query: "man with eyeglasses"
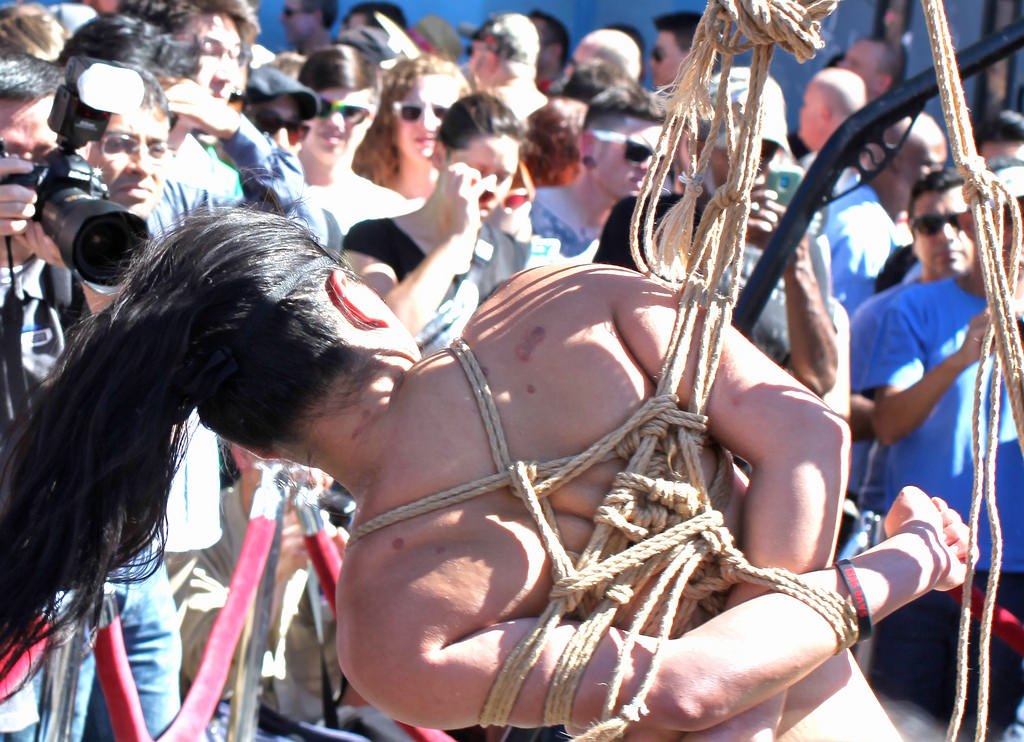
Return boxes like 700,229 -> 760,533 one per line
650,11 -> 700,90
856,159 -> 1024,737
0,54 -> 184,742
281,0 -> 337,54
529,84 -> 662,265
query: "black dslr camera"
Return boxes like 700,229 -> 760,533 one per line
1,57 -> 148,289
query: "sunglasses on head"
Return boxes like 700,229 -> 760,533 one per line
318,99 -> 371,124
250,110 -> 310,145
911,211 -> 968,236
393,101 -> 450,123
589,129 -> 655,164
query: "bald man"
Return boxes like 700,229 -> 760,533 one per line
569,28 -> 642,82
798,68 -> 867,159
839,38 -> 903,101
824,112 -> 948,314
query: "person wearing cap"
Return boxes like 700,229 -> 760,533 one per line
296,45 -> 407,234
859,157 -> 1024,737
245,65 -> 319,154
408,14 -> 462,64
465,12 -> 547,121
341,2 -> 406,32
281,0 -> 336,54
529,83 -> 662,265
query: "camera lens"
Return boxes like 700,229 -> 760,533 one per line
40,188 -> 147,288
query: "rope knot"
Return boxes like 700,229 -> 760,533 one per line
958,156 -> 997,204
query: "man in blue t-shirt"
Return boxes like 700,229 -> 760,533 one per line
860,159 -> 1024,735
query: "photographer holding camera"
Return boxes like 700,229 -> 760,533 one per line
0,53 -> 188,742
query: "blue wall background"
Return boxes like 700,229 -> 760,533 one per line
257,0 -> 707,57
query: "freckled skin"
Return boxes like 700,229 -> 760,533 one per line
515,326 -> 547,362
527,384 -> 536,394
392,537 -> 405,550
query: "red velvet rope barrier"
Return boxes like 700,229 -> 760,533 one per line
0,636 -> 46,702
94,509 -> 456,742
94,613 -> 151,741
304,529 -> 343,616
950,584 -> 1024,657
98,514 -> 278,741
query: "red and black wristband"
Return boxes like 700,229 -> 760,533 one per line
835,558 -> 872,641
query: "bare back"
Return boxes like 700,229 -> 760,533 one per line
337,262 -> 847,727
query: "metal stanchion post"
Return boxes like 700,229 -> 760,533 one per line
37,623 -> 87,742
226,462 -> 287,742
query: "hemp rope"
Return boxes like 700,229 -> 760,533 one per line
348,1 -> 863,737
918,0 -> 1024,739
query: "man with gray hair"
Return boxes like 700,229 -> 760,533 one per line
466,12 -> 547,120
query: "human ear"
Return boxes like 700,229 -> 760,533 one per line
326,270 -> 389,329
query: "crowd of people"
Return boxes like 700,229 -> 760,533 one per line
0,0 -> 1017,740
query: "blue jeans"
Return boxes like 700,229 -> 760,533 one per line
2,565 -> 181,741
80,564 -> 182,740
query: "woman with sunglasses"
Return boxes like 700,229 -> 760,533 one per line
297,45 -> 407,234
352,54 -> 469,207
345,93 -> 532,353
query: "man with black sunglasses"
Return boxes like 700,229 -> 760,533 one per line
848,169 -> 970,530
244,65 -> 319,154
855,158 -> 1024,737
650,11 -> 700,89
529,84 -> 662,265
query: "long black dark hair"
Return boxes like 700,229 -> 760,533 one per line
0,209 -> 371,679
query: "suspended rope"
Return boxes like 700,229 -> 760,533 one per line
916,0 -> 1024,740
349,5 -> 868,737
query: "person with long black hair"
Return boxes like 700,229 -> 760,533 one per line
0,209 -> 970,738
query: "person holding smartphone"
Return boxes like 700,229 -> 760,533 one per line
344,93 -> 532,353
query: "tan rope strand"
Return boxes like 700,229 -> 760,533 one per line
970,358 -> 1005,742
918,0 -> 1024,737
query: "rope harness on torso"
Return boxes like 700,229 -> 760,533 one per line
349,0 -> 868,738
351,330 -> 857,740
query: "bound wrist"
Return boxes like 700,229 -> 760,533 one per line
835,558 -> 872,641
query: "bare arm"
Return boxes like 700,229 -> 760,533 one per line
784,235 -> 839,397
340,489 -> 967,732
348,164 -> 485,335
873,310 -> 985,445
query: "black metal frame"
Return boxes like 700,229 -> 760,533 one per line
733,16 -> 1024,334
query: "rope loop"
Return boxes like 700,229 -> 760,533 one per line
958,155 -> 998,204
